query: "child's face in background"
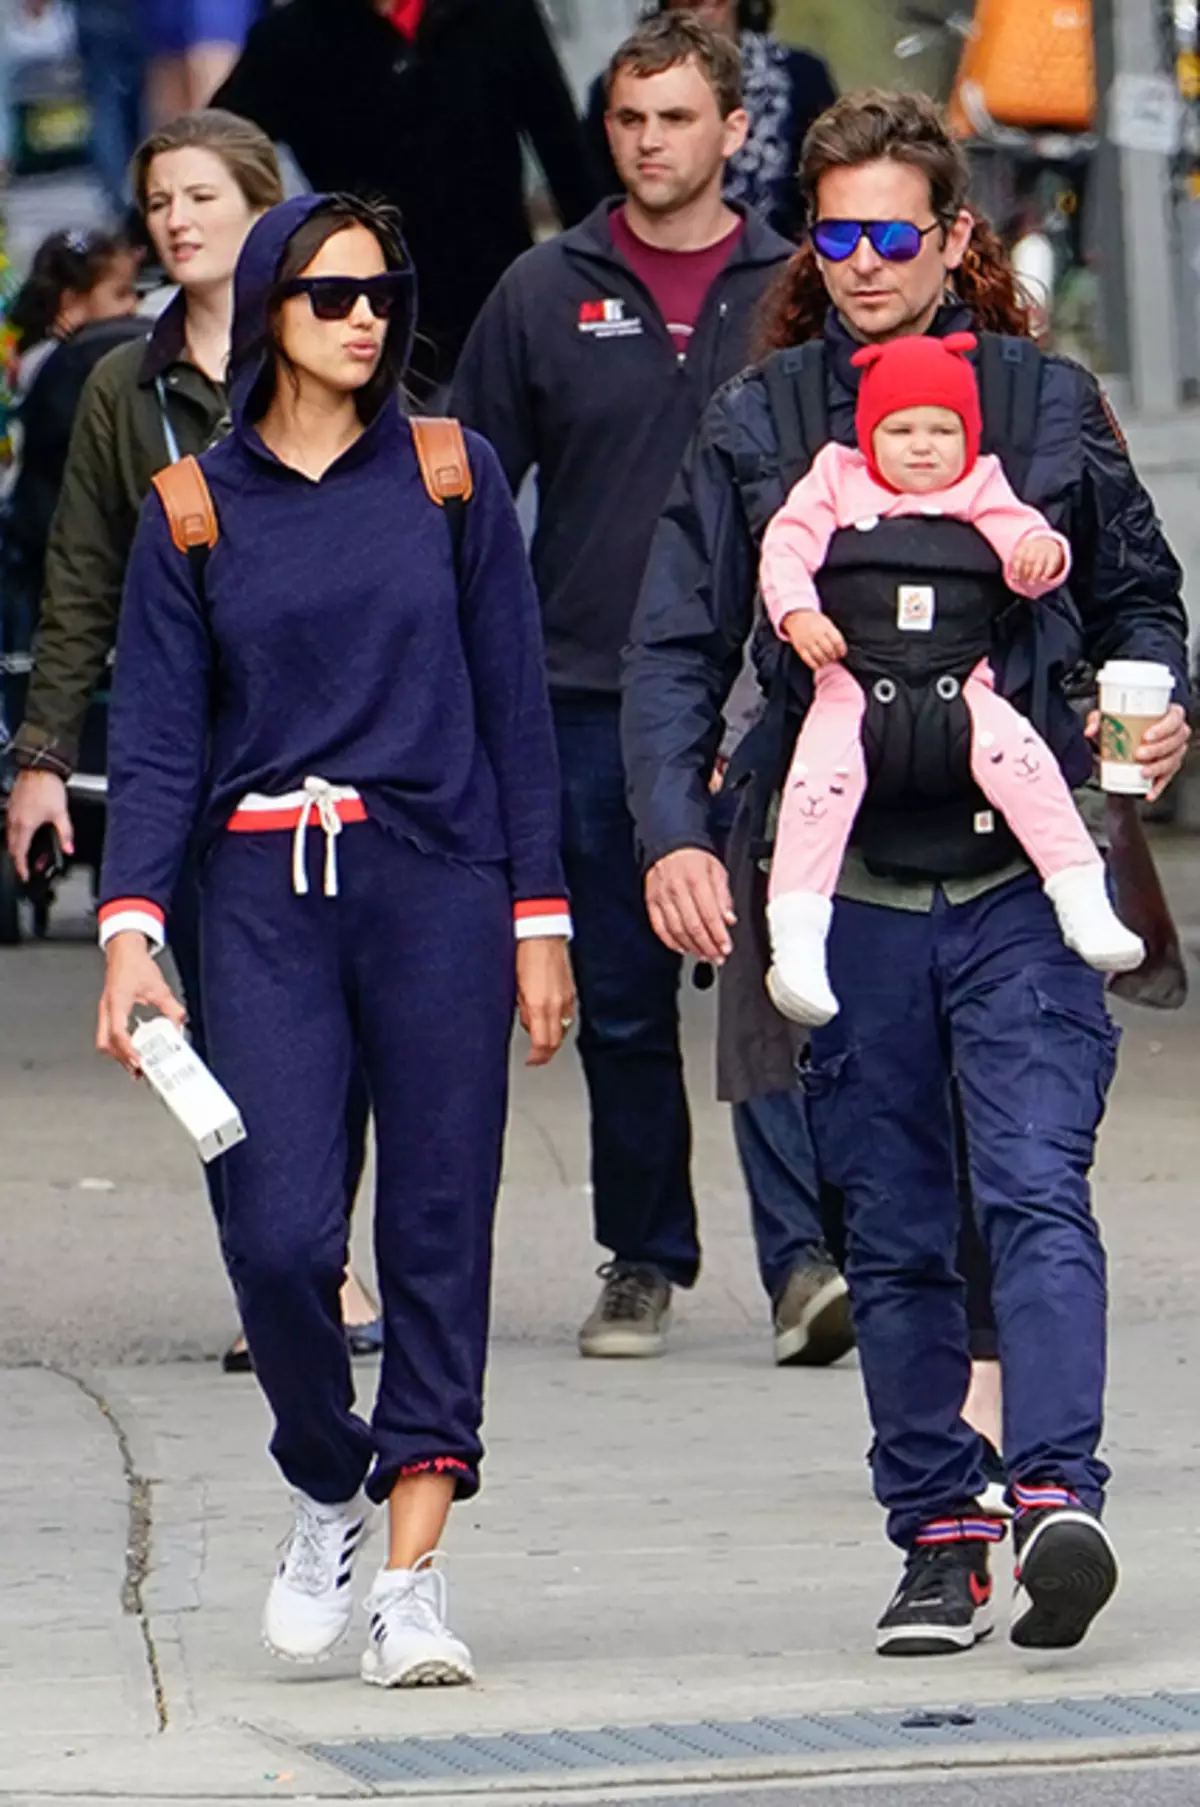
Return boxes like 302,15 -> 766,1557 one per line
872,405 -> 966,492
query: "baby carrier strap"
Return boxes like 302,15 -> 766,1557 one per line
976,331 -> 1044,497
760,340 -> 830,495
975,334 -> 1055,739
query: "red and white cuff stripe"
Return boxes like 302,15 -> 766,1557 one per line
98,898 -> 166,953
514,897 -> 572,942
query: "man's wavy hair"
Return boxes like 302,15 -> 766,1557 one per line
606,12 -> 744,116
755,89 -> 1033,356
644,1 -> 776,29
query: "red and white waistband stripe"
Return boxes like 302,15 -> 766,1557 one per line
97,801 -> 574,946
227,795 -> 368,833
98,898 -> 166,952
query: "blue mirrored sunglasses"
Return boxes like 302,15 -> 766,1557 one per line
810,219 -> 942,264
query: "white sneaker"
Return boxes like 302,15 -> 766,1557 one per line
1044,865 -> 1145,973
361,1555 -> 475,1688
262,1489 -> 373,1663
766,892 -> 839,1025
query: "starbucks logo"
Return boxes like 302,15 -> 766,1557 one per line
1101,717 -> 1133,760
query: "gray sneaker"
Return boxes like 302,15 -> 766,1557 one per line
773,1262 -> 854,1367
578,1263 -> 672,1358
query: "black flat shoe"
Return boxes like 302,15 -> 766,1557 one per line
346,1316 -> 384,1357
221,1338 -> 253,1374
223,1317 -> 383,1371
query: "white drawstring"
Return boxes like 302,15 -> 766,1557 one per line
292,776 -> 349,898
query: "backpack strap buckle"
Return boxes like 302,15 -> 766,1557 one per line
410,416 -> 474,506
151,455 -> 218,553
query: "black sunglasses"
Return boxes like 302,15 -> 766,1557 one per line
810,219 -> 942,264
279,272 -> 409,321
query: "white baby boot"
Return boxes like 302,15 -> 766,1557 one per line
766,893 -> 839,1025
1044,865 -> 1145,973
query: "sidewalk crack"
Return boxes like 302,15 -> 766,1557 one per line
508,1103 -> 571,1188
43,1364 -> 168,1732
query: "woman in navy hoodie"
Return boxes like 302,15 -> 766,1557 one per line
95,193 -> 574,1688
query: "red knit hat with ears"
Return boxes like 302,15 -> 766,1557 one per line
851,331 -> 981,489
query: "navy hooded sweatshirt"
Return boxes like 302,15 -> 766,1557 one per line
98,195 -> 568,948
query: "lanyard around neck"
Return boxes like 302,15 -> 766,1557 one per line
155,375 -> 183,466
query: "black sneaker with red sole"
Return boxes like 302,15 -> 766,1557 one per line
1011,1504 -> 1118,1649
876,1539 -> 994,1657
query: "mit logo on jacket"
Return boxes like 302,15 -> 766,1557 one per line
577,298 -> 642,339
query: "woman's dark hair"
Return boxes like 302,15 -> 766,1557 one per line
9,227 -> 132,351
648,1 -> 776,29
132,107 -> 284,218
755,89 -> 1033,355
607,12 -> 744,116
248,194 -> 413,424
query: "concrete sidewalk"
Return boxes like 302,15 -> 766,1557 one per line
4,840 -> 1200,1799
5,1309 -> 1200,1799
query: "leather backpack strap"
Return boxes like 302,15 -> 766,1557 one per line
411,416 -> 473,581
409,416 -> 474,507
151,455 -> 219,554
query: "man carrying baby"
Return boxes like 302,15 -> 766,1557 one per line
622,89 -> 1190,1659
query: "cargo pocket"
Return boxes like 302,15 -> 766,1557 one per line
1029,972 -> 1121,1144
798,1046 -> 857,1190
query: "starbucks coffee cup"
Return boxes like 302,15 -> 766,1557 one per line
1097,660 -> 1175,794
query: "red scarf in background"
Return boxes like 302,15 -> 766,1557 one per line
385,0 -> 426,39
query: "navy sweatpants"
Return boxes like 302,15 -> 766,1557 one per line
200,822 -> 515,1506
805,873 -> 1116,1549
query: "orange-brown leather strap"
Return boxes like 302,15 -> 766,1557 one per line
151,455 -> 219,553
410,416 -> 474,506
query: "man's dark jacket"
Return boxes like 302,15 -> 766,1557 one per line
213,0 -> 601,389
622,306 -> 1190,872
451,200 -> 791,695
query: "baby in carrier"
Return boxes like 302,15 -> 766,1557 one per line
758,330 -> 1144,1026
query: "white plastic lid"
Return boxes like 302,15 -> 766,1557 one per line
1097,659 -> 1175,689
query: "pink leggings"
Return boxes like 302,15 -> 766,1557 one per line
769,658 -> 1100,902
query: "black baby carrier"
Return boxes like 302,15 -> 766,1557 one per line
737,332 -> 1088,882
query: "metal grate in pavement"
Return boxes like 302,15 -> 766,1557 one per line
309,1689 -> 1200,1786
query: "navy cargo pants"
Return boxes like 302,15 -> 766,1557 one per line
805,872 -> 1116,1549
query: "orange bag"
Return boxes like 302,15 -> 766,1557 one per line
948,0 -> 1095,137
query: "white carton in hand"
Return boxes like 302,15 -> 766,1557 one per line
130,1015 -> 246,1163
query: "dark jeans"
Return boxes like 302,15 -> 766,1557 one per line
74,0 -> 144,216
710,779 -> 830,1302
733,1089 -> 829,1302
554,695 -> 699,1286
805,873 -> 1114,1548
